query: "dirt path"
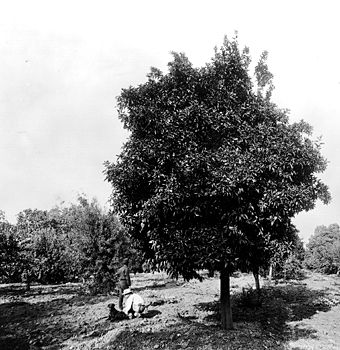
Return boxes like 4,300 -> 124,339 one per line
1,272 -> 340,349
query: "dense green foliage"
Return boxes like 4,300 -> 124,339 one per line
105,36 -> 330,328
270,230 -> 306,280
105,37 -> 329,278
305,223 -> 340,274
0,218 -> 22,283
242,227 -> 306,284
0,198 -> 141,292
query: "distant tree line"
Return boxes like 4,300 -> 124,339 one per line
2,203 -> 339,293
253,222 -> 340,279
0,198 -> 144,293
305,223 -> 340,274
261,222 -> 340,278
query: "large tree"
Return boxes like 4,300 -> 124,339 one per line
105,36 -> 330,329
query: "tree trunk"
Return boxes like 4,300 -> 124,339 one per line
268,264 -> 273,281
253,269 -> 261,305
25,281 -> 30,291
253,270 -> 261,294
220,267 -> 233,330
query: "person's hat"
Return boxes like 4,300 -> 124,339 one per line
123,288 -> 132,296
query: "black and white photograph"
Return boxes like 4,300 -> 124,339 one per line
1,1 -> 340,349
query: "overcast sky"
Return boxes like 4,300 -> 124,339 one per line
1,0 -> 339,243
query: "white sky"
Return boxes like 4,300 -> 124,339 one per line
1,0 -> 339,243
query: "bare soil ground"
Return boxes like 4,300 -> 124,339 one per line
1,271 -> 340,350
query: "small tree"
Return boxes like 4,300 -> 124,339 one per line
59,196 -> 133,293
238,222 -> 299,294
105,36 -> 330,329
269,230 -> 305,280
16,208 -> 65,285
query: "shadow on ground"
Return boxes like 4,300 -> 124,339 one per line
142,310 -> 162,318
0,273 -> 177,350
1,280 -> 337,350
102,321 -> 286,350
0,285 -> 115,350
102,283 -> 334,350
0,282 -> 164,350
0,283 -> 83,298
196,284 -> 331,346
132,280 -> 185,293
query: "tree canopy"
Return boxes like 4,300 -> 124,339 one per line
105,36 -> 330,329
305,223 -> 340,274
0,197 -> 140,291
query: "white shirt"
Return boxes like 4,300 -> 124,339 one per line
123,293 -> 145,315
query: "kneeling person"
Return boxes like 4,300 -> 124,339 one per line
123,288 -> 146,318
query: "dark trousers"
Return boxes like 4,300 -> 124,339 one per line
118,280 -> 129,310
